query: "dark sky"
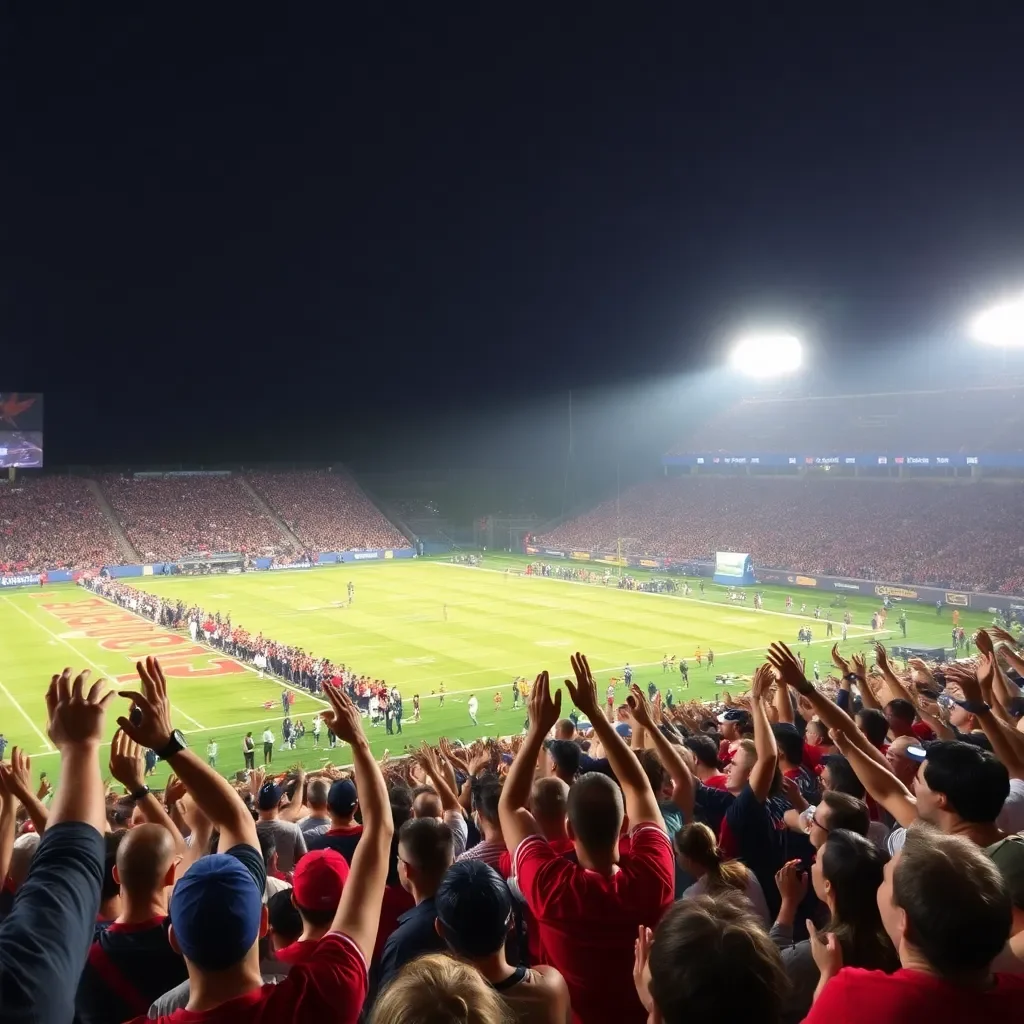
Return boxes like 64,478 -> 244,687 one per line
4,8 -> 1024,472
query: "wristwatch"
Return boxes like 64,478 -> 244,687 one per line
154,729 -> 188,760
130,785 -> 151,802
844,673 -> 859,684
955,699 -> 991,716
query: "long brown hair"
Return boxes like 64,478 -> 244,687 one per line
675,822 -> 750,894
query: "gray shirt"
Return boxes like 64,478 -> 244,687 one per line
256,818 -> 308,873
297,814 -> 331,840
769,920 -> 818,1024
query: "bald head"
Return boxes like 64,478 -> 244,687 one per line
115,823 -> 177,896
567,772 -> 624,853
555,719 -> 576,740
530,777 -> 569,835
412,790 -> 443,820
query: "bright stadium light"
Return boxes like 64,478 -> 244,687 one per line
969,293 -> 1024,347
728,333 -> 803,378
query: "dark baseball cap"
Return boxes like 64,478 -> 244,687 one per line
257,782 -> 283,811
717,708 -> 750,724
436,860 -> 513,957
169,854 -> 263,970
328,779 -> 358,816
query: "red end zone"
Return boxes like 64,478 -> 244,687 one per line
40,597 -> 248,685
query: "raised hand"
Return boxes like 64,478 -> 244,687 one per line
974,629 -> 995,657
627,684 -> 656,730
47,667 -> 115,749
944,661 -> 985,706
528,670 -> 562,735
108,728 -> 146,792
874,642 -> 891,673
751,662 -> 775,702
0,747 -> 35,804
775,858 -> 810,904
633,925 -> 655,1013
766,643 -> 813,695
248,766 -> 267,797
164,773 -> 187,807
321,684 -> 363,745
808,920 -> 844,978
116,657 -> 174,751
850,652 -> 867,681
831,643 -> 851,675
565,652 -> 601,721
988,625 -> 1018,649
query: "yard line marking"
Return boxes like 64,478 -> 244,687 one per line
0,676 -> 53,751
2,596 -> 209,730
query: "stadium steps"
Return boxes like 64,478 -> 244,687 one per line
236,476 -> 305,549
88,478 -> 141,563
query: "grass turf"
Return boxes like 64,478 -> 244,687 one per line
0,554 -> 993,784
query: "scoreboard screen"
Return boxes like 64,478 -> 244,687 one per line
0,393 -> 43,468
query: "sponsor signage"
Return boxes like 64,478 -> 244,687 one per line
270,560 -> 313,570
786,575 -> 818,587
351,551 -> 380,561
944,592 -> 969,606
833,581 -> 861,591
542,549 -> 566,558
570,551 -> 591,561
875,585 -> 918,599
639,558 -> 662,568
0,573 -> 40,587
525,545 -> 540,555
661,452 -> 1024,468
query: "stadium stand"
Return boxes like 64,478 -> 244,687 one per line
0,475 -> 122,572
670,386 -> 1024,456
539,476 -> 1024,592
100,474 -> 292,561
248,469 -> 408,552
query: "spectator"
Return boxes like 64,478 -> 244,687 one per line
634,892 -> 790,1024
0,668 -> 115,1024
374,817 -> 454,995
274,849 -> 352,965
370,954 -> 514,1024
253,774 -> 307,873
500,659 -> 675,1024
771,829 -> 898,1019
297,778 -> 333,840
121,657 -> 393,1023
804,824 -> 1024,1022
307,779 -> 363,863
435,860 -> 572,1023
458,776 -> 507,870
545,740 -> 581,785
675,822 -> 771,926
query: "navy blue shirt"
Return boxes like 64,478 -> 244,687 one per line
0,821 -> 105,1024
307,825 -> 363,864
374,897 -> 445,995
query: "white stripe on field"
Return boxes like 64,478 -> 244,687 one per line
0,676 -> 53,751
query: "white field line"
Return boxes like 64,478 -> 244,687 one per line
0,676 -> 53,751
2,596 -> 212,729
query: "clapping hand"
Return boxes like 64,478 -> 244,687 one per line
565,653 -> 601,721
807,920 -> 844,978
766,643 -> 813,695
321,683 -> 363,745
0,747 -> 35,805
108,729 -> 146,793
627,684 -> 656,730
116,658 -> 174,752
47,667 -> 115,749
874,642 -> 891,673
831,644 -> 851,676
775,858 -> 810,904
528,671 -> 562,735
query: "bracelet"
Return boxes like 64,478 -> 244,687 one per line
130,785 -> 151,802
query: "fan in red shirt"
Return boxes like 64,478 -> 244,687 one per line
273,849 -> 351,965
804,824 -> 1024,1024
116,657 -> 393,1024
500,656 -> 675,1024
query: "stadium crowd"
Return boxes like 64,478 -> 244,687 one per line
101,475 -> 292,563
248,470 -> 407,554
540,476 -> 1024,593
3,628 -> 1024,1023
0,476 -> 122,574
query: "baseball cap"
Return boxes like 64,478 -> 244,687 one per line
292,849 -> 350,912
717,708 -> 750,724
257,782 -> 283,811
170,854 -> 263,970
905,745 -> 928,763
328,778 -> 358,816
988,837 -> 1024,908
436,860 -> 513,956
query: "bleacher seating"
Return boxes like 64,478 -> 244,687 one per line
0,476 -> 121,572
539,475 -> 1024,592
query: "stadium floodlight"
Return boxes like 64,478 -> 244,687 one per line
969,294 -> 1024,348
728,333 -> 803,378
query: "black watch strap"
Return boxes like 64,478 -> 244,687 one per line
154,729 -> 187,761
130,785 -> 151,802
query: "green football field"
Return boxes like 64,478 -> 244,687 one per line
0,554 -> 993,784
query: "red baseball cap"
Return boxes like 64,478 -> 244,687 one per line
292,849 -> 350,912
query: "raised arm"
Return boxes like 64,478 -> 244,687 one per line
0,772 -> 16,888
499,671 -> 561,849
830,730 -> 918,828
748,664 -> 780,803
947,656 -> 1024,780
323,686 -> 394,960
118,657 -> 258,853
774,674 -> 795,725
414,743 -> 462,815
0,748 -> 49,835
873,643 -> 918,709
566,653 -> 664,830
627,685 -> 696,816
107,729 -> 187,855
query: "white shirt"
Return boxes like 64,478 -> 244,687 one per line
997,777 -> 1024,834
262,730 -> 274,743
468,697 -> 479,715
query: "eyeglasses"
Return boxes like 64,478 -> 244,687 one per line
810,812 -> 830,834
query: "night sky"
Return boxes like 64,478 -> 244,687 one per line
4,8 -> 1024,474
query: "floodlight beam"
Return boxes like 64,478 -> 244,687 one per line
728,333 -> 803,378
969,294 -> 1024,348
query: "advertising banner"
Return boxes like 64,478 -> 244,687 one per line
0,573 -> 41,587
662,452 -> 1000,468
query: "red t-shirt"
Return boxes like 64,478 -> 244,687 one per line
803,967 -> 1024,1024
512,826 -> 675,1024
373,884 -> 415,964
273,939 -> 319,965
703,773 -> 729,790
132,931 -> 367,1024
